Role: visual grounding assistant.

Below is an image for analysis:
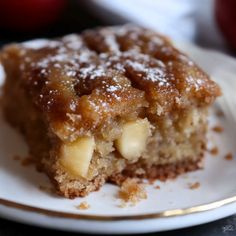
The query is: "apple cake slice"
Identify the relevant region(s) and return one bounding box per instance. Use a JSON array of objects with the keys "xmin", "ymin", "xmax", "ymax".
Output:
[{"xmin": 0, "ymin": 25, "xmax": 221, "ymax": 198}]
